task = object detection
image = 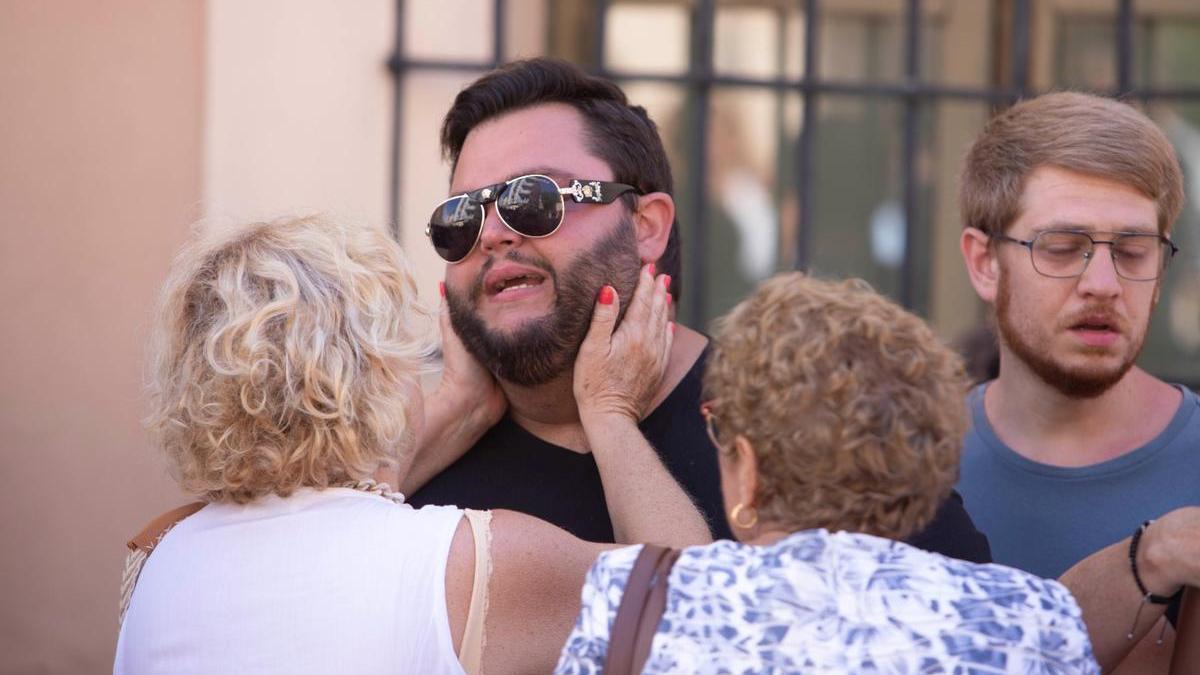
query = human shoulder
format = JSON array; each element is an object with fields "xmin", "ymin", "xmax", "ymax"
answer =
[
  {"xmin": 961, "ymin": 383, "xmax": 992, "ymax": 439},
  {"xmin": 959, "ymin": 383, "xmax": 1000, "ymax": 460},
  {"xmin": 482, "ymin": 511, "xmax": 616, "ymax": 672},
  {"xmin": 584, "ymin": 540, "xmax": 748, "ymax": 608},
  {"xmin": 1133, "ymin": 380, "xmax": 1200, "ymax": 453},
  {"xmin": 579, "ymin": 545, "xmax": 644, "ymax": 608},
  {"xmin": 1177, "ymin": 383, "xmax": 1200, "ymax": 413},
  {"xmin": 904, "ymin": 540, "xmax": 1085, "ymax": 619},
  {"xmin": 905, "ymin": 546, "xmax": 1099, "ymax": 670}
]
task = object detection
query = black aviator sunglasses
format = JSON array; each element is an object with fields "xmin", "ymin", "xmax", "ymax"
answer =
[{"xmin": 425, "ymin": 174, "xmax": 641, "ymax": 263}]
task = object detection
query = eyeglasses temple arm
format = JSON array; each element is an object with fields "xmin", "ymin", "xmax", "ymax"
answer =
[{"xmin": 559, "ymin": 180, "xmax": 640, "ymax": 204}]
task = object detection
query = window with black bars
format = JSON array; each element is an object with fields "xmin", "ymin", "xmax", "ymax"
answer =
[{"xmin": 389, "ymin": 0, "xmax": 1200, "ymax": 387}]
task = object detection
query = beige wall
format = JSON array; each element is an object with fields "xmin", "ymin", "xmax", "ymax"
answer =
[
  {"xmin": 0, "ymin": 1, "xmax": 399, "ymax": 671},
  {"xmin": 204, "ymin": 0, "xmax": 394, "ymax": 227},
  {"xmin": 0, "ymin": 1, "xmax": 203, "ymax": 672}
]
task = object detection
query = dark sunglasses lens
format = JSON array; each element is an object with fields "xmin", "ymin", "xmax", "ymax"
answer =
[
  {"xmin": 429, "ymin": 197, "xmax": 482, "ymax": 262},
  {"xmin": 497, "ymin": 175, "xmax": 564, "ymax": 237}
]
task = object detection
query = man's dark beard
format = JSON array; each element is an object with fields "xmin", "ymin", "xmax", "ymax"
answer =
[
  {"xmin": 445, "ymin": 220, "xmax": 642, "ymax": 386},
  {"xmin": 995, "ymin": 272, "xmax": 1141, "ymax": 399}
]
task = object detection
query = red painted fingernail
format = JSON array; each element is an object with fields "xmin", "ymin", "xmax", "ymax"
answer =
[
  {"xmin": 667, "ymin": 293, "xmax": 673, "ymax": 306},
  {"xmin": 647, "ymin": 262, "xmax": 656, "ymax": 277},
  {"xmin": 599, "ymin": 285, "xmax": 615, "ymax": 305},
  {"xmin": 438, "ymin": 281, "xmax": 445, "ymax": 298},
  {"xmin": 661, "ymin": 274, "xmax": 672, "ymax": 289},
  {"xmin": 669, "ymin": 321, "xmax": 675, "ymax": 333}
]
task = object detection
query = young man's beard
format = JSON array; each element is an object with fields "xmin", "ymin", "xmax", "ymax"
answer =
[
  {"xmin": 994, "ymin": 272, "xmax": 1145, "ymax": 399},
  {"xmin": 444, "ymin": 219, "xmax": 643, "ymax": 387}
]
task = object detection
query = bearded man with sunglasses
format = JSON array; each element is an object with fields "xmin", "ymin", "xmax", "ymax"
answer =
[
  {"xmin": 956, "ymin": 92, "xmax": 1200, "ymax": 671},
  {"xmin": 404, "ymin": 59, "xmax": 990, "ymax": 562}
]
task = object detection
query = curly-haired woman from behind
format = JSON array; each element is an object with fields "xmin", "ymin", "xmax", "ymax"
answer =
[
  {"xmin": 114, "ymin": 216, "xmax": 708, "ymax": 674},
  {"xmin": 556, "ymin": 272, "xmax": 1100, "ymax": 673}
]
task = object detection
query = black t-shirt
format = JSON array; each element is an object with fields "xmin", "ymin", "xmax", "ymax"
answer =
[
  {"xmin": 410, "ymin": 351, "xmax": 993, "ymax": 563},
  {"xmin": 410, "ymin": 350, "xmax": 731, "ymax": 541}
]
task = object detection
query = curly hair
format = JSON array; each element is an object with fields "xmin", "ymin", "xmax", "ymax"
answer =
[
  {"xmin": 703, "ymin": 272, "xmax": 969, "ymax": 541},
  {"xmin": 146, "ymin": 216, "xmax": 434, "ymax": 503}
]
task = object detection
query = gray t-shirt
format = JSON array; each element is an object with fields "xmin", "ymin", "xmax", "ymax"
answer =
[{"xmin": 956, "ymin": 383, "xmax": 1200, "ymax": 580}]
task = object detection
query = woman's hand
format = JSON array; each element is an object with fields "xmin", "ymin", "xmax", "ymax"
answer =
[
  {"xmin": 571, "ymin": 266, "xmax": 709, "ymax": 545},
  {"xmin": 398, "ymin": 285, "xmax": 507, "ymax": 495},
  {"xmin": 573, "ymin": 264, "xmax": 673, "ymax": 426},
  {"xmin": 434, "ymin": 282, "xmax": 507, "ymax": 430}
]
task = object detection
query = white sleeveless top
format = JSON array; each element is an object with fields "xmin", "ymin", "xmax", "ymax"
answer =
[{"xmin": 114, "ymin": 487, "xmax": 466, "ymax": 674}]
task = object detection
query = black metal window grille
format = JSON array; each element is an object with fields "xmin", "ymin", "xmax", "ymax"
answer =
[{"xmin": 389, "ymin": 0, "xmax": 1200, "ymax": 386}]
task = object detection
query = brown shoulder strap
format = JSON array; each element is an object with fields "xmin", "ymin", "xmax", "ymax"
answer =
[
  {"xmin": 126, "ymin": 502, "xmax": 206, "ymax": 553},
  {"xmin": 603, "ymin": 544, "xmax": 681, "ymax": 675},
  {"xmin": 630, "ymin": 547, "xmax": 681, "ymax": 672}
]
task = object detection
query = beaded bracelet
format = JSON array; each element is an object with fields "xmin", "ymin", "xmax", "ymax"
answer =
[
  {"xmin": 1125, "ymin": 519, "xmax": 1184, "ymax": 643},
  {"xmin": 1129, "ymin": 520, "xmax": 1174, "ymax": 605}
]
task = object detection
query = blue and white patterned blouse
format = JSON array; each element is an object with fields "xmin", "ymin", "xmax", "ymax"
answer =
[{"xmin": 556, "ymin": 530, "xmax": 1099, "ymax": 674}]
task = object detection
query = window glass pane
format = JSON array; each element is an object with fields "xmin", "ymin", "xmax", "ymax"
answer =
[
  {"xmin": 783, "ymin": 4, "xmax": 806, "ymax": 81},
  {"xmin": 816, "ymin": 0, "xmax": 984, "ymax": 86},
  {"xmin": 1000, "ymin": 0, "xmax": 1122, "ymax": 93},
  {"xmin": 817, "ymin": 2, "xmax": 904, "ymax": 82},
  {"xmin": 695, "ymin": 88, "xmax": 800, "ymax": 324},
  {"xmin": 398, "ymin": 71, "xmax": 488, "ymax": 298},
  {"xmin": 1141, "ymin": 101, "xmax": 1200, "ymax": 385},
  {"xmin": 541, "ymin": 0, "xmax": 604, "ymax": 65},
  {"xmin": 619, "ymin": 81, "xmax": 689, "ymax": 173},
  {"xmin": 404, "ymin": 0, "xmax": 493, "ymax": 62},
  {"xmin": 807, "ymin": 95, "xmax": 904, "ymax": 300},
  {"xmin": 605, "ymin": 2, "xmax": 690, "ymax": 75},
  {"xmin": 921, "ymin": 0, "xmax": 994, "ymax": 88},
  {"xmin": 1135, "ymin": 14, "xmax": 1200, "ymax": 88},
  {"xmin": 615, "ymin": 82, "xmax": 702, "ymax": 320},
  {"xmin": 713, "ymin": 2, "xmax": 801, "ymax": 80},
  {"xmin": 1056, "ymin": 17, "xmax": 1116, "ymax": 90},
  {"xmin": 921, "ymin": 100, "xmax": 991, "ymax": 341},
  {"xmin": 1027, "ymin": 2, "xmax": 1117, "ymax": 92},
  {"xmin": 504, "ymin": 0, "xmax": 551, "ymax": 60}
]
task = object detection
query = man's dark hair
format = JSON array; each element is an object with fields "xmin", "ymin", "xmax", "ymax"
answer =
[{"xmin": 441, "ymin": 58, "xmax": 682, "ymax": 300}]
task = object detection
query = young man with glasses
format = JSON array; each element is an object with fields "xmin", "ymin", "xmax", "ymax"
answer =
[
  {"xmin": 956, "ymin": 91, "xmax": 1200, "ymax": 670},
  {"xmin": 404, "ymin": 58, "xmax": 991, "ymax": 562}
]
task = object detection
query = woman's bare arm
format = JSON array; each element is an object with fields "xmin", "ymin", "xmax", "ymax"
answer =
[
  {"xmin": 444, "ymin": 510, "xmax": 616, "ymax": 675},
  {"xmin": 1060, "ymin": 507, "xmax": 1200, "ymax": 671},
  {"xmin": 573, "ymin": 268, "xmax": 711, "ymax": 547}
]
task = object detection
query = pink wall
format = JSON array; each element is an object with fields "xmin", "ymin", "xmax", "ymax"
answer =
[{"xmin": 0, "ymin": 2, "xmax": 203, "ymax": 671}]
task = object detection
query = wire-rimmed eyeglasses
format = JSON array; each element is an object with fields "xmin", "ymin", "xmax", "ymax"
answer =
[{"xmin": 991, "ymin": 230, "xmax": 1178, "ymax": 281}]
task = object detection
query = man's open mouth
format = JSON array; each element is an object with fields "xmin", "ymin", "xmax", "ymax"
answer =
[
  {"xmin": 485, "ymin": 268, "xmax": 548, "ymax": 296},
  {"xmin": 1071, "ymin": 318, "xmax": 1116, "ymax": 332}
]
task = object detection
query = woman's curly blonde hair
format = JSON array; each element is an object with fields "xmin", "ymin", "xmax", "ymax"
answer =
[
  {"xmin": 146, "ymin": 216, "xmax": 434, "ymax": 503},
  {"xmin": 704, "ymin": 272, "xmax": 969, "ymax": 541}
]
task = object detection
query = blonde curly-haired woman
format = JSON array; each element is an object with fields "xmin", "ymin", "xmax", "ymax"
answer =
[
  {"xmin": 557, "ymin": 273, "xmax": 1101, "ymax": 674},
  {"xmin": 114, "ymin": 216, "xmax": 706, "ymax": 674}
]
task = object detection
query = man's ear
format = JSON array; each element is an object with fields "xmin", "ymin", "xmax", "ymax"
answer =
[
  {"xmin": 632, "ymin": 192, "xmax": 674, "ymax": 264},
  {"xmin": 961, "ymin": 227, "xmax": 1000, "ymax": 303},
  {"xmin": 732, "ymin": 435, "xmax": 759, "ymax": 508}
]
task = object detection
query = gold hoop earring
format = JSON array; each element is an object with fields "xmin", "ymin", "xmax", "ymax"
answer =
[{"xmin": 729, "ymin": 503, "xmax": 758, "ymax": 529}]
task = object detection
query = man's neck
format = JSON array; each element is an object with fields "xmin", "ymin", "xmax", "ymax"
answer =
[
  {"xmin": 500, "ymin": 325, "xmax": 709, "ymax": 454},
  {"xmin": 984, "ymin": 359, "xmax": 1181, "ymax": 468},
  {"xmin": 502, "ymin": 372, "xmax": 585, "ymax": 448}
]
